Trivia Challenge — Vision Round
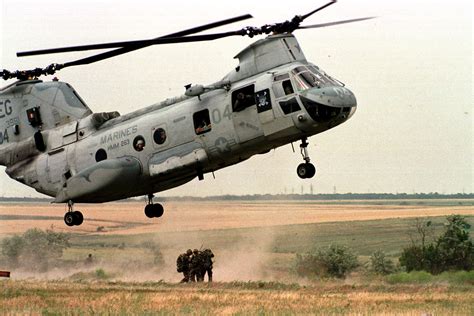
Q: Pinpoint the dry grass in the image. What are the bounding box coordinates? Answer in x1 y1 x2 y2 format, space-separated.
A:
1 280 472 315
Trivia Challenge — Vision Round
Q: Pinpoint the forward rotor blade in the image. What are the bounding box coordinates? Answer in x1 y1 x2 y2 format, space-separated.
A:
19 30 246 57
17 14 253 57
63 31 245 68
300 0 337 21
299 16 377 29
299 17 376 29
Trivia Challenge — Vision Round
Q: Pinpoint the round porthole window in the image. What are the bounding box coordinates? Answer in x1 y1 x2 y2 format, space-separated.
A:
95 149 107 162
153 128 167 145
133 136 146 152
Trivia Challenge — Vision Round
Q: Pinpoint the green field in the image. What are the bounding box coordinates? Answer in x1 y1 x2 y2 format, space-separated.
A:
59 215 473 266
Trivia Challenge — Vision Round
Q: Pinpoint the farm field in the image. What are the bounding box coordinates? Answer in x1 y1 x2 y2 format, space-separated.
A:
1 199 473 314
1 199 473 235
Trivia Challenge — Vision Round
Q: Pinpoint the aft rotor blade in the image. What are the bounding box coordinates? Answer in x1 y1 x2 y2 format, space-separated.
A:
17 14 253 57
299 17 376 29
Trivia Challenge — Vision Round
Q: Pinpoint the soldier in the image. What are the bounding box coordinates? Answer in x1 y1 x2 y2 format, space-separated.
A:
190 249 204 282
176 249 192 283
201 248 215 282
85 253 93 266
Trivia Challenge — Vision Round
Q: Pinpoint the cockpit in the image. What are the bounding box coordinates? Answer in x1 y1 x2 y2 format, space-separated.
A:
272 64 356 124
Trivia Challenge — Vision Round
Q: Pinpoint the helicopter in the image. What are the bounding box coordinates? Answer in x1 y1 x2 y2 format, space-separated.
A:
0 0 372 226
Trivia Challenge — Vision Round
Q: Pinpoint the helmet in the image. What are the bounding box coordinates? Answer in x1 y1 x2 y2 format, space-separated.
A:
186 249 192 256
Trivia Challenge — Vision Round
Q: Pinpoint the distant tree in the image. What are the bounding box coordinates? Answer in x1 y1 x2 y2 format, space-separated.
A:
1 228 70 271
400 215 474 274
436 215 474 271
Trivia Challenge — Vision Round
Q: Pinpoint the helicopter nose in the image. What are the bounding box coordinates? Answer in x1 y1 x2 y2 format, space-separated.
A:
298 86 357 124
301 86 357 108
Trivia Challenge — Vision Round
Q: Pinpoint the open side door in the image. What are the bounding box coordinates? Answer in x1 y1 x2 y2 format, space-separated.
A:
231 84 264 143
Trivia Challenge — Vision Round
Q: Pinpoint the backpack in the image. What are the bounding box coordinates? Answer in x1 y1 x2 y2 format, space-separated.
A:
176 254 188 272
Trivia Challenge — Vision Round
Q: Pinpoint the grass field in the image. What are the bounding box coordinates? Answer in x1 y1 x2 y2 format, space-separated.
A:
1 280 473 315
1 200 473 314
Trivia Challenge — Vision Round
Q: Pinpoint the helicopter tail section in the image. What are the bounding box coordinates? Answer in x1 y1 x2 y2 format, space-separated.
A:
0 79 92 167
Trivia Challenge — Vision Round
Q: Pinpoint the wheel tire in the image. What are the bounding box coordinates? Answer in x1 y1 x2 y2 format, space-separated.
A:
144 204 154 218
305 163 316 178
64 213 75 226
297 163 309 179
154 204 164 218
73 211 84 226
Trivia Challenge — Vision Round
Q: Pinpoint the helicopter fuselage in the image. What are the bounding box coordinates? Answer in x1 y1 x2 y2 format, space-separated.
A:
0 34 357 203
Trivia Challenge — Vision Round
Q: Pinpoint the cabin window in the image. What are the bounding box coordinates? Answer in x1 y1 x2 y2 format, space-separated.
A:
193 109 212 135
133 136 146 151
26 107 42 127
231 85 255 112
153 128 167 145
279 98 301 115
95 149 107 162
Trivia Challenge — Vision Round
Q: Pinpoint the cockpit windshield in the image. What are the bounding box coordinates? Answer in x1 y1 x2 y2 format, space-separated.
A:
291 65 342 91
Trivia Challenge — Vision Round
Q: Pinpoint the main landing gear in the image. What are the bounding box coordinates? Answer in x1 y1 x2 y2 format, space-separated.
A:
144 194 164 218
296 137 316 179
64 201 84 226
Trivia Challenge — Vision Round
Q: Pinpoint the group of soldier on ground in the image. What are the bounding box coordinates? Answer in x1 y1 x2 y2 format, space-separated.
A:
177 248 214 282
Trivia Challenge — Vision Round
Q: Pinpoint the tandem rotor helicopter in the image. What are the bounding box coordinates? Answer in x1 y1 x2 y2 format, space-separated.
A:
0 0 372 226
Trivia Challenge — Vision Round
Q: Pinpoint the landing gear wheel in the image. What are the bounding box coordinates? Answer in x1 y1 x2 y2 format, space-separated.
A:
296 138 316 179
297 162 316 179
153 204 164 218
145 204 154 218
64 211 84 226
73 211 84 225
144 203 164 218
64 212 75 226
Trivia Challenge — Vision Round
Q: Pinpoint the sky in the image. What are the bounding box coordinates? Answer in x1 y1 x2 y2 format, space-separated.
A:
0 0 472 198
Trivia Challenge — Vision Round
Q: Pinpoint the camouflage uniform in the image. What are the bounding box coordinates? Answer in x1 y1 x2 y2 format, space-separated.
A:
176 249 192 283
201 248 215 282
190 249 204 282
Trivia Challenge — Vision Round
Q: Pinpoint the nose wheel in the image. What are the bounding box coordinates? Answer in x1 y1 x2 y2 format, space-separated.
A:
297 162 316 179
297 138 316 179
64 201 84 226
144 194 164 218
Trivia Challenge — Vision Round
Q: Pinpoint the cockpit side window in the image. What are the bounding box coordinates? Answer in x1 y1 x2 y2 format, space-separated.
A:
272 74 295 99
282 80 294 95
232 85 255 112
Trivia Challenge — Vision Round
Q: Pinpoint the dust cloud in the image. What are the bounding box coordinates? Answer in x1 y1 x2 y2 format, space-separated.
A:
5 227 291 283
